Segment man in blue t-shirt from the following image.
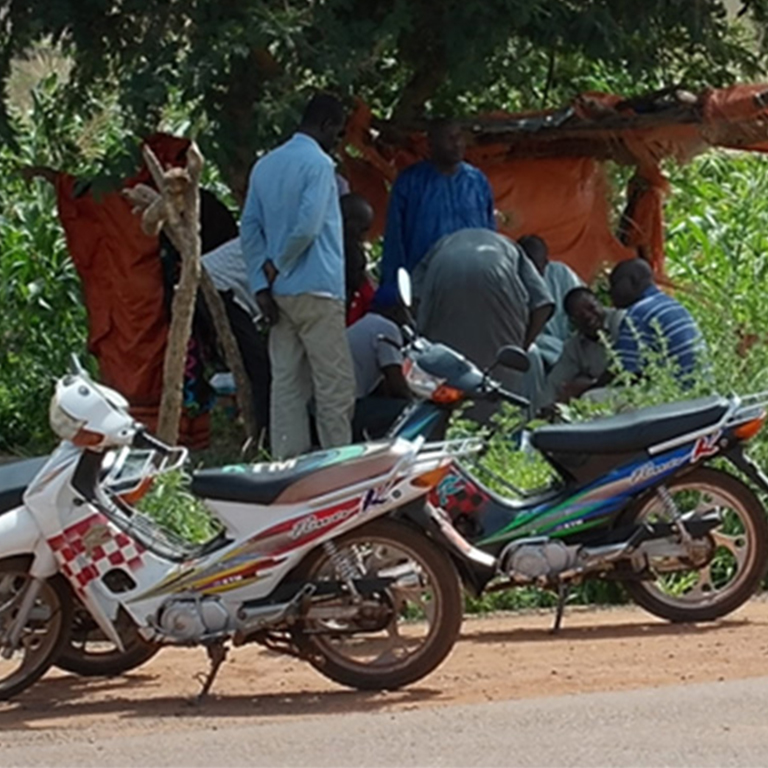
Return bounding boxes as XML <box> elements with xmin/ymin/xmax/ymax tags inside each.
<box><xmin>609</xmin><ymin>257</ymin><xmax>706</xmax><ymax>385</ymax></box>
<box><xmin>380</xmin><ymin>118</ymin><xmax>495</xmax><ymax>286</ymax></box>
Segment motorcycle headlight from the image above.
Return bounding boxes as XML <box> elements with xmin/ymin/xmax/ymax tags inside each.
<box><xmin>49</xmin><ymin>394</ymin><xmax>86</xmax><ymax>441</ymax></box>
<box><xmin>403</xmin><ymin>359</ymin><xmax>445</xmax><ymax>399</ymax></box>
<box><xmin>49</xmin><ymin>389</ymin><xmax>108</xmax><ymax>447</ymax></box>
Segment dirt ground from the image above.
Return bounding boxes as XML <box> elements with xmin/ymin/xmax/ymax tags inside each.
<box><xmin>4</xmin><ymin>597</ymin><xmax>768</xmax><ymax>743</ymax></box>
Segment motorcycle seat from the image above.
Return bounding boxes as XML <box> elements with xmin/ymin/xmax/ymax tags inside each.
<box><xmin>191</xmin><ymin>441</ymin><xmax>410</xmax><ymax>506</ymax></box>
<box><xmin>0</xmin><ymin>457</ymin><xmax>48</xmax><ymax>514</ymax></box>
<box><xmin>530</xmin><ymin>396</ymin><xmax>730</xmax><ymax>455</ymax></box>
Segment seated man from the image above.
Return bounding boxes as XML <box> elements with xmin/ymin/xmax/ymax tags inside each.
<box><xmin>545</xmin><ymin>287</ymin><xmax>625</xmax><ymax>406</ymax></box>
<box><xmin>609</xmin><ymin>257</ymin><xmax>706</xmax><ymax>385</ymax></box>
<box><xmin>202</xmin><ymin>237</ymin><xmax>271</xmax><ymax>441</ymax></box>
<box><xmin>347</xmin><ymin>285</ymin><xmax>412</xmax><ymax>441</ymax></box>
<box><xmin>519</xmin><ymin>234</ymin><xmax>583</xmax><ymax>368</ymax></box>
<box><xmin>518</xmin><ymin>234</ymin><xmax>582</xmax><ymax>412</ymax></box>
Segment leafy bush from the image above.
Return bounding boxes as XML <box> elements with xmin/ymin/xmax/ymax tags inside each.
<box><xmin>0</xmin><ymin>76</ymin><xmax>130</xmax><ymax>454</ymax></box>
<box><xmin>136</xmin><ymin>469</ymin><xmax>221</xmax><ymax>544</ymax></box>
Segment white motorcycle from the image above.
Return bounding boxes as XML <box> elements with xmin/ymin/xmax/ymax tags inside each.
<box><xmin>0</xmin><ymin>358</ymin><xmax>486</xmax><ymax>701</ymax></box>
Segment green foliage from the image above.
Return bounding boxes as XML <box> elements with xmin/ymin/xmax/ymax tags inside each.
<box><xmin>665</xmin><ymin>152</ymin><xmax>768</xmax><ymax>473</ymax></box>
<box><xmin>136</xmin><ymin>469</ymin><xmax>221</xmax><ymax>544</ymax></box>
<box><xmin>3</xmin><ymin>2</ymin><xmax>768</xmax><ymax>194</ymax></box>
<box><xmin>0</xmin><ymin>75</ymin><xmax>132</xmax><ymax>454</ymax></box>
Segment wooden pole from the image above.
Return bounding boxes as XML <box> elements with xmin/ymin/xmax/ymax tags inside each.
<box><xmin>124</xmin><ymin>143</ymin><xmax>257</xmax><ymax>444</ymax></box>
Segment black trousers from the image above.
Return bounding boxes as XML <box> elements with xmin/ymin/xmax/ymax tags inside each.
<box><xmin>219</xmin><ymin>291</ymin><xmax>271</xmax><ymax>440</ymax></box>
<box><xmin>352</xmin><ymin>396</ymin><xmax>410</xmax><ymax>442</ymax></box>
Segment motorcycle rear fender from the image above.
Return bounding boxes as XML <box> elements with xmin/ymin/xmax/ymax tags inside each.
<box><xmin>396</xmin><ymin>500</ymin><xmax>497</xmax><ymax>596</ymax></box>
<box><xmin>0</xmin><ymin>505</ymin><xmax>57</xmax><ymax>578</ymax></box>
<box><xmin>725</xmin><ymin>446</ymin><xmax>768</xmax><ymax>495</ymax></box>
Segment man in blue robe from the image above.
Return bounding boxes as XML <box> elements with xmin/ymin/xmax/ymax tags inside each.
<box><xmin>380</xmin><ymin>118</ymin><xmax>495</xmax><ymax>286</ymax></box>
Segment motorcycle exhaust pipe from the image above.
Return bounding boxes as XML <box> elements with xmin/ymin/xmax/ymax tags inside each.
<box><xmin>235</xmin><ymin>583</ymin><xmax>316</xmax><ymax>637</ymax></box>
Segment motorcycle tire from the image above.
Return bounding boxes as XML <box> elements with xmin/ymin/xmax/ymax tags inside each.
<box><xmin>0</xmin><ymin>556</ymin><xmax>73</xmax><ymax>700</ymax></box>
<box><xmin>56</xmin><ymin>605</ymin><xmax>160</xmax><ymax>677</ymax></box>
<box><xmin>619</xmin><ymin>466</ymin><xmax>768</xmax><ymax>623</ymax></box>
<box><xmin>292</xmin><ymin>517</ymin><xmax>463</xmax><ymax>691</ymax></box>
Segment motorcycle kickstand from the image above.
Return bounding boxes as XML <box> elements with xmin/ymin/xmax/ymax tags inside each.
<box><xmin>192</xmin><ymin>641</ymin><xmax>229</xmax><ymax>705</ymax></box>
<box><xmin>551</xmin><ymin>583</ymin><xmax>570</xmax><ymax>635</ymax></box>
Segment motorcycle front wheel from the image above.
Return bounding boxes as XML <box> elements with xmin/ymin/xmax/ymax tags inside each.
<box><xmin>619</xmin><ymin>467</ymin><xmax>768</xmax><ymax>622</ymax></box>
<box><xmin>292</xmin><ymin>518</ymin><xmax>463</xmax><ymax>690</ymax></box>
<box><xmin>56</xmin><ymin>605</ymin><xmax>159</xmax><ymax>677</ymax></box>
<box><xmin>0</xmin><ymin>556</ymin><xmax>72</xmax><ymax>700</ymax></box>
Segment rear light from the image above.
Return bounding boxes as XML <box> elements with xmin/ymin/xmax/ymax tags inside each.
<box><xmin>734</xmin><ymin>412</ymin><xmax>766</xmax><ymax>441</ymax></box>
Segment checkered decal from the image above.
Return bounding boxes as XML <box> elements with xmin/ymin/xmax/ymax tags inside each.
<box><xmin>48</xmin><ymin>513</ymin><xmax>145</xmax><ymax>596</ymax></box>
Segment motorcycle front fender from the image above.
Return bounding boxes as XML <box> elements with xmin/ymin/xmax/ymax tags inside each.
<box><xmin>0</xmin><ymin>504</ymin><xmax>57</xmax><ymax>578</ymax></box>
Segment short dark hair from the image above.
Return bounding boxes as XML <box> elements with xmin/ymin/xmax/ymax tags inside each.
<box><xmin>518</xmin><ymin>235</ymin><xmax>547</xmax><ymax>260</ymax></box>
<box><xmin>564</xmin><ymin>286</ymin><xmax>596</xmax><ymax>316</ymax></box>
<box><xmin>340</xmin><ymin>192</ymin><xmax>373</xmax><ymax>218</ymax></box>
<box><xmin>518</xmin><ymin>234</ymin><xmax>549</xmax><ymax>275</ymax></box>
<box><xmin>301</xmin><ymin>92</ymin><xmax>346</xmax><ymax>127</ymax></box>
<box><xmin>610</xmin><ymin>257</ymin><xmax>653</xmax><ymax>287</ymax></box>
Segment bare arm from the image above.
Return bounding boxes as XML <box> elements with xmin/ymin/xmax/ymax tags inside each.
<box><xmin>525</xmin><ymin>304</ymin><xmax>554</xmax><ymax>349</ymax></box>
<box><xmin>380</xmin><ymin>364</ymin><xmax>411</xmax><ymax>400</ymax></box>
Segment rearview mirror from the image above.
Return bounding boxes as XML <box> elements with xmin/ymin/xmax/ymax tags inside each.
<box><xmin>397</xmin><ymin>267</ymin><xmax>412</xmax><ymax>309</ymax></box>
<box><xmin>496</xmin><ymin>346</ymin><xmax>530</xmax><ymax>373</ymax></box>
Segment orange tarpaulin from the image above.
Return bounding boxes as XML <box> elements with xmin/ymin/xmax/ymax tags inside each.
<box><xmin>53</xmin><ymin>134</ymin><xmax>189</xmax><ymax>406</ymax></box>
<box><xmin>341</xmin><ymin>84</ymin><xmax>768</xmax><ymax>281</ymax></box>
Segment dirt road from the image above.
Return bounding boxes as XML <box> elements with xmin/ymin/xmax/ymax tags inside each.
<box><xmin>4</xmin><ymin>598</ymin><xmax>768</xmax><ymax>743</ymax></box>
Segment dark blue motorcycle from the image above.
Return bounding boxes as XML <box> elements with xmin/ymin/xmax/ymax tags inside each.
<box><xmin>386</xmin><ymin>270</ymin><xmax>768</xmax><ymax>629</ymax></box>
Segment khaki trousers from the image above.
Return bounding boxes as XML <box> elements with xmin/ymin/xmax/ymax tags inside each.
<box><xmin>269</xmin><ymin>294</ymin><xmax>355</xmax><ymax>459</ymax></box>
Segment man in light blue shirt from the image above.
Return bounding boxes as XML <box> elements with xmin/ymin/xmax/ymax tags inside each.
<box><xmin>240</xmin><ymin>93</ymin><xmax>355</xmax><ymax>458</ymax></box>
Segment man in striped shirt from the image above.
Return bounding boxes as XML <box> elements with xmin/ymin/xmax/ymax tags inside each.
<box><xmin>609</xmin><ymin>258</ymin><xmax>706</xmax><ymax>386</ymax></box>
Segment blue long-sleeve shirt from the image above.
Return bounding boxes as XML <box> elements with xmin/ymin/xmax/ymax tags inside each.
<box><xmin>240</xmin><ymin>133</ymin><xmax>344</xmax><ymax>300</ymax></box>
<box><xmin>380</xmin><ymin>160</ymin><xmax>495</xmax><ymax>285</ymax></box>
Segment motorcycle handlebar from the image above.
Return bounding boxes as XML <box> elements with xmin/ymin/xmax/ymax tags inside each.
<box><xmin>482</xmin><ymin>383</ymin><xmax>530</xmax><ymax>409</ymax></box>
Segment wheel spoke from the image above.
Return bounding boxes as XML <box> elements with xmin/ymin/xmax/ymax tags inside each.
<box><xmin>0</xmin><ymin>568</ymin><xmax>65</xmax><ymax>697</ymax></box>
<box><xmin>683</xmin><ymin>565</ymin><xmax>715</xmax><ymax>601</ymax></box>
<box><xmin>711</xmin><ymin>530</ymin><xmax>748</xmax><ymax>569</ymax></box>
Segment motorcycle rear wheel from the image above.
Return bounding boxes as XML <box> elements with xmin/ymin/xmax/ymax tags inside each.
<box><xmin>56</xmin><ymin>605</ymin><xmax>159</xmax><ymax>677</ymax></box>
<box><xmin>0</xmin><ymin>556</ymin><xmax>73</xmax><ymax>700</ymax></box>
<box><xmin>619</xmin><ymin>467</ymin><xmax>768</xmax><ymax>622</ymax></box>
<box><xmin>292</xmin><ymin>518</ymin><xmax>463</xmax><ymax>690</ymax></box>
